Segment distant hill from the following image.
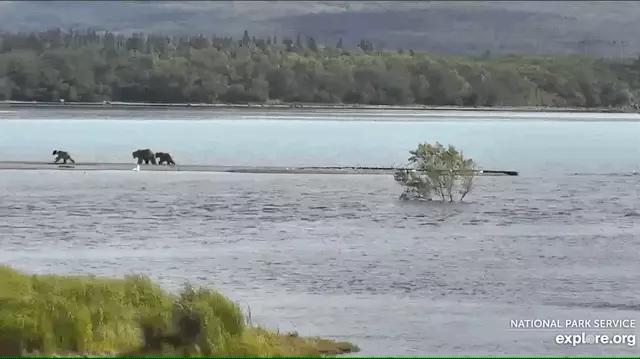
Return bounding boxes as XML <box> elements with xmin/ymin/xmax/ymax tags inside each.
<box><xmin>1</xmin><ymin>1</ymin><xmax>640</xmax><ymax>57</ymax></box>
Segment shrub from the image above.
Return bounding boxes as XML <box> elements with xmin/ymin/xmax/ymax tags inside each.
<box><xmin>394</xmin><ymin>142</ymin><xmax>476</xmax><ymax>202</ymax></box>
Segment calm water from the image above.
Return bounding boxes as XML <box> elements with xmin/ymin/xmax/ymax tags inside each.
<box><xmin>1</xmin><ymin>108</ymin><xmax>640</xmax><ymax>174</ymax></box>
<box><xmin>1</xmin><ymin>109</ymin><xmax>640</xmax><ymax>355</ymax></box>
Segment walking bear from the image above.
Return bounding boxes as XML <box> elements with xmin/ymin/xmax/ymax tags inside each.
<box><xmin>155</xmin><ymin>152</ymin><xmax>176</xmax><ymax>165</ymax></box>
<box><xmin>132</xmin><ymin>149</ymin><xmax>157</xmax><ymax>165</ymax></box>
<box><xmin>52</xmin><ymin>150</ymin><xmax>75</xmax><ymax>164</ymax></box>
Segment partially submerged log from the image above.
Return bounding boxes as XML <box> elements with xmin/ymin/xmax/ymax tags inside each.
<box><xmin>301</xmin><ymin>167</ymin><xmax>518</xmax><ymax>176</ymax></box>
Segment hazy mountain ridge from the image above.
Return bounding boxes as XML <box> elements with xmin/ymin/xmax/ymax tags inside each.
<box><xmin>1</xmin><ymin>1</ymin><xmax>640</xmax><ymax>56</ymax></box>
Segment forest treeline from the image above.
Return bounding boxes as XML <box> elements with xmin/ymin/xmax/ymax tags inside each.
<box><xmin>1</xmin><ymin>29</ymin><xmax>640</xmax><ymax>107</ymax></box>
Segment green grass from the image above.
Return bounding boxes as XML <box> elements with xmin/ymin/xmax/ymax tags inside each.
<box><xmin>0</xmin><ymin>265</ymin><xmax>359</xmax><ymax>357</ymax></box>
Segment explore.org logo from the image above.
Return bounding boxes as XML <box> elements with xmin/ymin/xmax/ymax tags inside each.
<box><xmin>510</xmin><ymin>318</ymin><xmax>637</xmax><ymax>348</ymax></box>
<box><xmin>555</xmin><ymin>333</ymin><xmax>636</xmax><ymax>347</ymax></box>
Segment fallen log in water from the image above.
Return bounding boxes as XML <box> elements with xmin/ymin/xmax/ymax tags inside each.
<box><xmin>299</xmin><ymin>167</ymin><xmax>519</xmax><ymax>176</ymax></box>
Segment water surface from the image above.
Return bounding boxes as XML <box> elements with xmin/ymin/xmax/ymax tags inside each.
<box><xmin>1</xmin><ymin>108</ymin><xmax>639</xmax><ymax>174</ymax></box>
<box><xmin>0</xmin><ymin>109</ymin><xmax>639</xmax><ymax>355</ymax></box>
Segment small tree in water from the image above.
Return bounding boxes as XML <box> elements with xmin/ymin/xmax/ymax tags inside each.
<box><xmin>394</xmin><ymin>142</ymin><xmax>476</xmax><ymax>202</ymax></box>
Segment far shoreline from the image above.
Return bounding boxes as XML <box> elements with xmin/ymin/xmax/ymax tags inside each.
<box><xmin>1</xmin><ymin>100</ymin><xmax>639</xmax><ymax>114</ymax></box>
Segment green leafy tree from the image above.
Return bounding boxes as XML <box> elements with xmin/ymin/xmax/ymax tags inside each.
<box><xmin>241</xmin><ymin>30</ymin><xmax>251</xmax><ymax>47</ymax></box>
<box><xmin>306</xmin><ymin>37</ymin><xmax>318</xmax><ymax>52</ymax></box>
<box><xmin>394</xmin><ymin>143</ymin><xmax>476</xmax><ymax>202</ymax></box>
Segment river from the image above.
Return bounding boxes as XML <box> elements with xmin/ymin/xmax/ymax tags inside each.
<box><xmin>0</xmin><ymin>108</ymin><xmax>639</xmax><ymax>355</ymax></box>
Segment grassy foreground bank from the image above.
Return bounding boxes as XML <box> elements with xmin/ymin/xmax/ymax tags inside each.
<box><xmin>0</xmin><ymin>266</ymin><xmax>358</xmax><ymax>357</ymax></box>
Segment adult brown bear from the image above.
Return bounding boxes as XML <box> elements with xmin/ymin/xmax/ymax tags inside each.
<box><xmin>132</xmin><ymin>149</ymin><xmax>157</xmax><ymax>165</ymax></box>
<box><xmin>155</xmin><ymin>152</ymin><xmax>176</xmax><ymax>165</ymax></box>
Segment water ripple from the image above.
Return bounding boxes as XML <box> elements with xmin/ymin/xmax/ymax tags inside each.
<box><xmin>0</xmin><ymin>170</ymin><xmax>639</xmax><ymax>355</ymax></box>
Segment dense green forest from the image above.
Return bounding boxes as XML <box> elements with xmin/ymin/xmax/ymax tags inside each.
<box><xmin>1</xmin><ymin>29</ymin><xmax>640</xmax><ymax>107</ymax></box>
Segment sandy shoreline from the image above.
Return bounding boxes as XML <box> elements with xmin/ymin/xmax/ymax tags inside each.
<box><xmin>0</xmin><ymin>162</ymin><xmax>519</xmax><ymax>176</ymax></box>
<box><xmin>0</xmin><ymin>100</ymin><xmax>636</xmax><ymax>114</ymax></box>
